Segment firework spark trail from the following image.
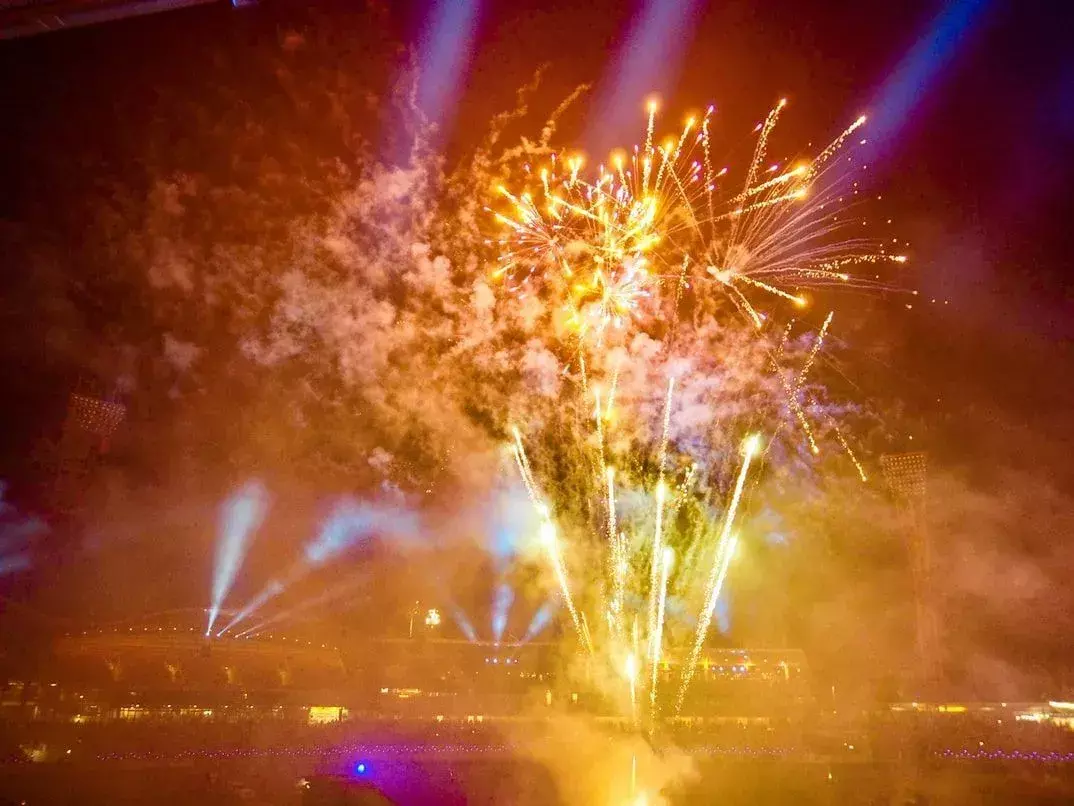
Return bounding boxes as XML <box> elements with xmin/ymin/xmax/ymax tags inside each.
<box><xmin>513</xmin><ymin>426</ymin><xmax>593</xmax><ymax>653</ymax></box>
<box><xmin>656</xmin><ymin>377</ymin><xmax>676</xmax><ymax>472</ymax></box>
<box><xmin>676</xmin><ymin>434</ymin><xmax>760</xmax><ymax>713</ymax></box>
<box><xmin>728</xmin><ymin>98</ymin><xmax>787</xmax><ymax>248</ymax></box>
<box><xmin>734</xmin><ymin>273</ymin><xmax>807</xmax><ymax>305</ymax></box>
<box><xmin>626</xmin><ymin>650</ymin><xmax>638</xmax><ymax>726</ymax></box>
<box><xmin>772</xmin><ymin>354</ymin><xmax>820</xmax><ymax>455</ymax></box>
<box><xmin>733</xmin><ymin>165</ymin><xmax>807</xmax><ymax>202</ymax></box>
<box><xmin>606</xmin><ymin>361</ymin><xmax>620</xmax><ymax>419</ymax></box>
<box><xmin>669</xmin><ymin>464</ymin><xmax>698</xmax><ymax>518</ymax></box>
<box><xmin>540</xmin><ymin>519</ymin><xmax>591</xmax><ymax>654</ymax></box>
<box><xmin>646</xmin><ymin>378</ymin><xmax>676</xmax><ymax>658</ymax></box>
<box><xmin>607</xmin><ymin>467</ymin><xmax>625</xmax><ymax>632</ymax></box>
<box><xmin>807</xmin><ymin>115</ymin><xmax>867</xmax><ymax>179</ymax></box>
<box><xmin>580</xmin><ymin>612</ymin><xmax>593</xmax><ymax>654</ymax></box>
<box><xmin>648</xmin><ymin>546</ymin><xmax>674</xmax><ymax>723</ymax></box>
<box><xmin>795</xmin><ymin>311</ymin><xmax>834</xmax><ymax>393</ymax></box>
<box><xmin>511</xmin><ymin>427</ymin><xmax>542</xmax><ymax>507</ymax></box>
<box><xmin>594</xmin><ymin>388</ymin><xmax>608</xmax><ymax>476</ymax></box>
<box><xmin>647</xmin><ymin>481</ymin><xmax>667</xmax><ymax>660</ymax></box>
<box><xmin>830</xmin><ymin>418</ymin><xmax>868</xmax><ymax>482</ymax></box>
<box><xmin>675</xmin><ymin>534</ymin><xmax>738</xmax><ymax>714</ymax></box>
<box><xmin>642</xmin><ymin>100</ymin><xmax>657</xmax><ymax>191</ymax></box>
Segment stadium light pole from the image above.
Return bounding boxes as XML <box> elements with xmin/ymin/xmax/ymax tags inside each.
<box><xmin>880</xmin><ymin>451</ymin><xmax>939</xmax><ymax>694</ymax></box>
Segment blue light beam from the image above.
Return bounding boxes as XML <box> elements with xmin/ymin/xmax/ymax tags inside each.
<box><xmin>491</xmin><ymin>581</ymin><xmax>514</xmax><ymax>642</ymax></box>
<box><xmin>522</xmin><ymin>600</ymin><xmax>558</xmax><ymax>643</ymax></box>
<box><xmin>218</xmin><ymin>498</ymin><xmax>420</xmax><ymax>635</ymax></box>
<box><xmin>207</xmin><ymin>480</ymin><xmax>269</xmax><ymax>636</ymax></box>
<box><xmin>414</xmin><ymin>0</ymin><xmax>482</xmax><ymax>135</ymax></box>
<box><xmin>217</xmin><ymin>579</ymin><xmax>284</xmax><ymax>636</ymax></box>
<box><xmin>866</xmin><ymin>0</ymin><xmax>993</xmax><ymax>154</ymax></box>
<box><xmin>450</xmin><ymin>604</ymin><xmax>478</xmax><ymax>642</ymax></box>
<box><xmin>304</xmin><ymin>499</ymin><xmax>421</xmax><ymax>567</ymax></box>
<box><xmin>585</xmin><ymin>0</ymin><xmax>702</xmax><ymax>152</ymax></box>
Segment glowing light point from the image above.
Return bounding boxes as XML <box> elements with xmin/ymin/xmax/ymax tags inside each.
<box><xmin>540</xmin><ymin>520</ymin><xmax>556</xmax><ymax>546</ymax></box>
<box><xmin>743</xmin><ymin>434</ymin><xmax>762</xmax><ymax>457</ymax></box>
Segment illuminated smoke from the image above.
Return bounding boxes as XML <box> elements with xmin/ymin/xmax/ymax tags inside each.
<box><xmin>206</xmin><ymin>480</ymin><xmax>269</xmax><ymax>636</ymax></box>
<box><xmin>304</xmin><ymin>498</ymin><xmax>420</xmax><ymax>566</ymax></box>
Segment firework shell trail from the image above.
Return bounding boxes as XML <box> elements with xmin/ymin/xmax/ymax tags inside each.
<box><xmin>541</xmin><ymin>518</ymin><xmax>592</xmax><ymax>654</ymax></box>
<box><xmin>676</xmin><ymin>434</ymin><xmax>761</xmax><ymax>713</ymax></box>
<box><xmin>649</xmin><ymin>546</ymin><xmax>674</xmax><ymax>723</ymax></box>
<box><xmin>647</xmin><ymin>378</ymin><xmax>675</xmax><ymax>663</ymax></box>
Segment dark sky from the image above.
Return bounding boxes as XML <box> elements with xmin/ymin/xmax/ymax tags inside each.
<box><xmin>0</xmin><ymin>0</ymin><xmax>1072</xmax><ymax>676</ymax></box>
<box><xmin>1</xmin><ymin>0</ymin><xmax>1070</xmax><ymax>482</ymax></box>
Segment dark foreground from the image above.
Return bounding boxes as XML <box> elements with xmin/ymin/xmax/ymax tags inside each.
<box><xmin>3</xmin><ymin>754</ymin><xmax>1074</xmax><ymax>805</ymax></box>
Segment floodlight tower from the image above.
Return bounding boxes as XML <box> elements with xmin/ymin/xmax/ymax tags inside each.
<box><xmin>54</xmin><ymin>392</ymin><xmax>126</xmax><ymax>516</ymax></box>
<box><xmin>880</xmin><ymin>451</ymin><xmax>939</xmax><ymax>691</ymax></box>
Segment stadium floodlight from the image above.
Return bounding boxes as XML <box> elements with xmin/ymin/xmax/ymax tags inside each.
<box><xmin>880</xmin><ymin>450</ymin><xmax>938</xmax><ymax>690</ymax></box>
<box><xmin>880</xmin><ymin>451</ymin><xmax>927</xmax><ymax>500</ymax></box>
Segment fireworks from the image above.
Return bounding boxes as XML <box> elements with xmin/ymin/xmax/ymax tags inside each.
<box><xmin>492</xmin><ymin>96</ymin><xmax>902</xmax><ymax>725</ymax></box>
<box><xmin>491</xmin><ymin>100</ymin><xmax>904</xmax><ymax>347</ymax></box>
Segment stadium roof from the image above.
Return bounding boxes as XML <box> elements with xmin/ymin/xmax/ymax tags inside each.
<box><xmin>0</xmin><ymin>0</ymin><xmax>227</xmax><ymax>40</ymax></box>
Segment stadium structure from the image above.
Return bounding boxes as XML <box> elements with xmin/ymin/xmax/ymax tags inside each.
<box><xmin>2</xmin><ymin>609</ymin><xmax>813</xmax><ymax>726</ymax></box>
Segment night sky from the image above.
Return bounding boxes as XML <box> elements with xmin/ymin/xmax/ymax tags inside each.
<box><xmin>2</xmin><ymin>0</ymin><xmax>1070</xmax><ymax>475</ymax></box>
<box><xmin>0</xmin><ymin>0</ymin><xmax>1072</xmax><ymax>691</ymax></box>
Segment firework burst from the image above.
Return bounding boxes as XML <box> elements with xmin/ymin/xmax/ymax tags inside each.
<box><xmin>492</xmin><ymin>99</ymin><xmax>905</xmax><ymax>342</ymax></box>
<box><xmin>491</xmin><ymin>96</ymin><xmax>903</xmax><ymax>725</ymax></box>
